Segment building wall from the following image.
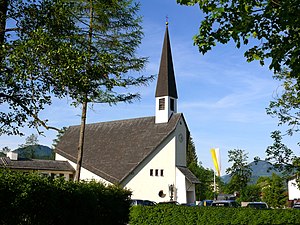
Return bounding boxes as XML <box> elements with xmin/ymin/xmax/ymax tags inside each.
<box><xmin>176</xmin><ymin>167</ymin><xmax>187</xmax><ymax>203</ymax></box>
<box><xmin>155</xmin><ymin>96</ymin><xmax>177</xmax><ymax>123</ymax></box>
<box><xmin>123</xmin><ymin>116</ymin><xmax>190</xmax><ymax>204</ymax></box>
<box><xmin>175</xmin><ymin>117</ymin><xmax>187</xmax><ymax>167</ymax></box>
<box><xmin>55</xmin><ymin>114</ymin><xmax>194</xmax><ymax>204</ymax></box>
<box><xmin>288</xmin><ymin>178</ymin><xmax>300</xmax><ymax>200</ymax></box>
<box><xmin>122</xmin><ymin>134</ymin><xmax>177</xmax><ymax>203</ymax></box>
<box><xmin>55</xmin><ymin>154</ymin><xmax>112</xmax><ymax>185</ymax></box>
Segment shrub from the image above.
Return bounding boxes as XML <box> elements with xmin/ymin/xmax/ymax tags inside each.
<box><xmin>130</xmin><ymin>205</ymin><xmax>300</xmax><ymax>225</ymax></box>
<box><xmin>0</xmin><ymin>170</ymin><xmax>131</xmax><ymax>225</ymax></box>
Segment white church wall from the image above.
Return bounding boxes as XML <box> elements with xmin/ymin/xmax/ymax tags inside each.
<box><xmin>55</xmin><ymin>153</ymin><xmax>112</xmax><ymax>185</ymax></box>
<box><xmin>288</xmin><ymin>177</ymin><xmax>300</xmax><ymax>200</ymax></box>
<box><xmin>123</xmin><ymin>135</ymin><xmax>177</xmax><ymax>203</ymax></box>
<box><xmin>176</xmin><ymin>167</ymin><xmax>187</xmax><ymax>204</ymax></box>
<box><xmin>155</xmin><ymin>96</ymin><xmax>177</xmax><ymax>123</ymax></box>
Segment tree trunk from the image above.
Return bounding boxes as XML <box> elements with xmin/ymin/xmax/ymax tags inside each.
<box><xmin>74</xmin><ymin>0</ymin><xmax>93</xmax><ymax>182</ymax></box>
<box><xmin>0</xmin><ymin>0</ymin><xmax>8</xmax><ymax>65</ymax></box>
<box><xmin>74</xmin><ymin>99</ymin><xmax>88</xmax><ymax>181</ymax></box>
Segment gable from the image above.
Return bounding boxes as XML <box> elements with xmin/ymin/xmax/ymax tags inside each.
<box><xmin>55</xmin><ymin>113</ymin><xmax>184</xmax><ymax>184</ymax></box>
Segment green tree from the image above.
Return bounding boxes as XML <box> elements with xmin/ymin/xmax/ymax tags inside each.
<box><xmin>264</xmin><ymin>131</ymin><xmax>299</xmax><ymax>175</ymax></box>
<box><xmin>20</xmin><ymin>134</ymin><xmax>39</xmax><ymax>147</ymax></box>
<box><xmin>55</xmin><ymin>0</ymin><xmax>152</xmax><ymax>181</ymax></box>
<box><xmin>187</xmin><ymin>135</ymin><xmax>198</xmax><ymax>166</ymax></box>
<box><xmin>1</xmin><ymin>0</ymin><xmax>74</xmax><ymax>135</ymax></box>
<box><xmin>18</xmin><ymin>134</ymin><xmax>39</xmax><ymax>159</ymax></box>
<box><xmin>261</xmin><ymin>173</ymin><xmax>288</xmax><ymax>208</ymax></box>
<box><xmin>176</xmin><ymin>0</ymin><xmax>300</xmax><ymax>181</ymax></box>
<box><xmin>1</xmin><ymin>0</ymin><xmax>152</xmax><ymax>181</ymax></box>
<box><xmin>226</xmin><ymin>149</ymin><xmax>252</xmax><ymax>193</ymax></box>
<box><xmin>176</xmin><ymin>0</ymin><xmax>300</xmax><ymax>79</ymax></box>
<box><xmin>188</xmin><ymin>161</ymin><xmax>218</xmax><ymax>200</ymax></box>
<box><xmin>264</xmin><ymin>71</ymin><xmax>300</xmax><ymax>178</ymax></box>
<box><xmin>52</xmin><ymin>127</ymin><xmax>67</xmax><ymax>149</ymax></box>
<box><xmin>238</xmin><ymin>184</ymin><xmax>261</xmax><ymax>202</ymax></box>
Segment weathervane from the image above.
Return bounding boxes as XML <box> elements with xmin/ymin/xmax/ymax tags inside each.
<box><xmin>166</xmin><ymin>15</ymin><xmax>169</xmax><ymax>26</ymax></box>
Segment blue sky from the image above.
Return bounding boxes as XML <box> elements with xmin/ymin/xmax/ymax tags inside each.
<box><xmin>1</xmin><ymin>0</ymin><xmax>298</xmax><ymax>174</ymax></box>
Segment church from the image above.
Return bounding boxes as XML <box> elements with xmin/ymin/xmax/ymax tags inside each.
<box><xmin>55</xmin><ymin>24</ymin><xmax>199</xmax><ymax>204</ymax></box>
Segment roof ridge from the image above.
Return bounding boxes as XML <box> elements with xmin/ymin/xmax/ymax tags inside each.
<box><xmin>69</xmin><ymin>115</ymin><xmax>156</xmax><ymax>128</ymax></box>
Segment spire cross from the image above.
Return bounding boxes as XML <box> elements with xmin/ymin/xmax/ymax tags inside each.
<box><xmin>166</xmin><ymin>16</ymin><xmax>169</xmax><ymax>26</ymax></box>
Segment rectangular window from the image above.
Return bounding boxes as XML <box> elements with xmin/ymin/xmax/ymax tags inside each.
<box><xmin>170</xmin><ymin>99</ymin><xmax>174</xmax><ymax>111</ymax></box>
<box><xmin>155</xmin><ymin>169</ymin><xmax>159</xmax><ymax>176</ymax></box>
<box><xmin>160</xmin><ymin>169</ymin><xmax>164</xmax><ymax>177</ymax></box>
<box><xmin>159</xmin><ymin>98</ymin><xmax>165</xmax><ymax>110</ymax></box>
<box><xmin>150</xmin><ymin>169</ymin><xmax>153</xmax><ymax>176</ymax></box>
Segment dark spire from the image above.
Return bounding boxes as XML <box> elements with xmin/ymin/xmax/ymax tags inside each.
<box><xmin>155</xmin><ymin>24</ymin><xmax>178</xmax><ymax>99</ymax></box>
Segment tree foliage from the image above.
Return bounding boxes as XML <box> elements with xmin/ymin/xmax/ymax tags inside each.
<box><xmin>177</xmin><ymin>0</ymin><xmax>300</xmax><ymax>80</ymax></box>
<box><xmin>188</xmin><ymin>161</ymin><xmax>221</xmax><ymax>200</ymax></box>
<box><xmin>1</xmin><ymin>0</ymin><xmax>152</xmax><ymax>138</ymax></box>
<box><xmin>186</xmin><ymin>136</ymin><xmax>223</xmax><ymax>200</ymax></box>
<box><xmin>19</xmin><ymin>133</ymin><xmax>39</xmax><ymax>147</ymax></box>
<box><xmin>0</xmin><ymin>170</ymin><xmax>131</xmax><ymax>225</ymax></box>
<box><xmin>238</xmin><ymin>184</ymin><xmax>261</xmax><ymax>202</ymax></box>
<box><xmin>260</xmin><ymin>173</ymin><xmax>288</xmax><ymax>208</ymax></box>
<box><xmin>177</xmin><ymin>0</ymin><xmax>300</xmax><ymax>182</ymax></box>
<box><xmin>1</xmin><ymin>0</ymin><xmax>75</xmax><ymax>135</ymax></box>
<box><xmin>267</xmin><ymin>71</ymin><xmax>300</xmax><ymax>136</ymax></box>
<box><xmin>264</xmin><ymin>70</ymin><xmax>300</xmax><ymax>177</ymax></box>
<box><xmin>187</xmin><ymin>135</ymin><xmax>198</xmax><ymax>166</ymax></box>
<box><xmin>226</xmin><ymin>149</ymin><xmax>252</xmax><ymax>193</ymax></box>
<box><xmin>56</xmin><ymin>0</ymin><xmax>152</xmax><ymax>181</ymax></box>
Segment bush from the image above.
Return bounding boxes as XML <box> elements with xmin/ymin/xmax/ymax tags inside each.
<box><xmin>0</xmin><ymin>170</ymin><xmax>131</xmax><ymax>225</ymax></box>
<box><xmin>130</xmin><ymin>205</ymin><xmax>300</xmax><ymax>225</ymax></box>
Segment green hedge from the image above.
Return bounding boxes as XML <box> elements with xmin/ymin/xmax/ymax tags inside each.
<box><xmin>130</xmin><ymin>205</ymin><xmax>300</xmax><ymax>225</ymax></box>
<box><xmin>0</xmin><ymin>170</ymin><xmax>131</xmax><ymax>225</ymax></box>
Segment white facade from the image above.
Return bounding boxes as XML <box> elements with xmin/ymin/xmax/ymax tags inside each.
<box><xmin>55</xmin><ymin>116</ymin><xmax>195</xmax><ymax>204</ymax></box>
<box><xmin>123</xmin><ymin>117</ymin><xmax>189</xmax><ymax>203</ymax></box>
<box><xmin>288</xmin><ymin>177</ymin><xmax>300</xmax><ymax>200</ymax></box>
<box><xmin>55</xmin><ymin>154</ymin><xmax>112</xmax><ymax>185</ymax></box>
<box><xmin>155</xmin><ymin>96</ymin><xmax>177</xmax><ymax>124</ymax></box>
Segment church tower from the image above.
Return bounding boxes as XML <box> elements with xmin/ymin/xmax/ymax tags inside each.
<box><xmin>155</xmin><ymin>23</ymin><xmax>178</xmax><ymax>124</ymax></box>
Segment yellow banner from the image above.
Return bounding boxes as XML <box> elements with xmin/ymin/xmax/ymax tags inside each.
<box><xmin>210</xmin><ymin>148</ymin><xmax>221</xmax><ymax>176</ymax></box>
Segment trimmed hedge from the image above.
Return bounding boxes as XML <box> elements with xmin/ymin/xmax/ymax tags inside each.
<box><xmin>0</xmin><ymin>170</ymin><xmax>131</xmax><ymax>225</ymax></box>
<box><xmin>130</xmin><ymin>205</ymin><xmax>300</xmax><ymax>225</ymax></box>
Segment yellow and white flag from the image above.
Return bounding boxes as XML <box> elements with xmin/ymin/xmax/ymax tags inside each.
<box><xmin>210</xmin><ymin>148</ymin><xmax>221</xmax><ymax>176</ymax></box>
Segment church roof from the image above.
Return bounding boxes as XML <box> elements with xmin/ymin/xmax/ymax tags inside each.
<box><xmin>0</xmin><ymin>157</ymin><xmax>74</xmax><ymax>172</ymax></box>
<box><xmin>177</xmin><ymin>166</ymin><xmax>200</xmax><ymax>184</ymax></box>
<box><xmin>155</xmin><ymin>25</ymin><xmax>178</xmax><ymax>99</ymax></box>
<box><xmin>55</xmin><ymin>113</ymin><xmax>184</xmax><ymax>184</ymax></box>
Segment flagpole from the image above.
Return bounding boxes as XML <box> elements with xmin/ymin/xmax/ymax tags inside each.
<box><xmin>213</xmin><ymin>169</ymin><xmax>216</xmax><ymax>200</ymax></box>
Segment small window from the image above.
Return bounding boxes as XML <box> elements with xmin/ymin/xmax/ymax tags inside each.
<box><xmin>160</xmin><ymin>169</ymin><xmax>164</xmax><ymax>177</ymax></box>
<box><xmin>155</xmin><ymin>169</ymin><xmax>159</xmax><ymax>176</ymax></box>
<box><xmin>159</xmin><ymin>98</ymin><xmax>165</xmax><ymax>110</ymax></box>
<box><xmin>170</xmin><ymin>99</ymin><xmax>175</xmax><ymax>111</ymax></box>
<box><xmin>150</xmin><ymin>169</ymin><xmax>153</xmax><ymax>176</ymax></box>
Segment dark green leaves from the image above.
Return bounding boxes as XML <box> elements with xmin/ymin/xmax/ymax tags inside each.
<box><xmin>178</xmin><ymin>0</ymin><xmax>300</xmax><ymax>79</ymax></box>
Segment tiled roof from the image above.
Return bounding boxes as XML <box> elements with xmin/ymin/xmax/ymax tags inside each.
<box><xmin>177</xmin><ymin>166</ymin><xmax>200</xmax><ymax>184</ymax></box>
<box><xmin>155</xmin><ymin>25</ymin><xmax>178</xmax><ymax>99</ymax></box>
<box><xmin>55</xmin><ymin>113</ymin><xmax>183</xmax><ymax>184</ymax></box>
<box><xmin>0</xmin><ymin>157</ymin><xmax>74</xmax><ymax>172</ymax></box>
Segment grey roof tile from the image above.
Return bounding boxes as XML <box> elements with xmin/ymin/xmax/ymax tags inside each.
<box><xmin>177</xmin><ymin>166</ymin><xmax>200</xmax><ymax>184</ymax></box>
<box><xmin>0</xmin><ymin>157</ymin><xmax>74</xmax><ymax>172</ymax></box>
<box><xmin>55</xmin><ymin>113</ymin><xmax>183</xmax><ymax>184</ymax></box>
<box><xmin>155</xmin><ymin>25</ymin><xmax>178</xmax><ymax>99</ymax></box>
